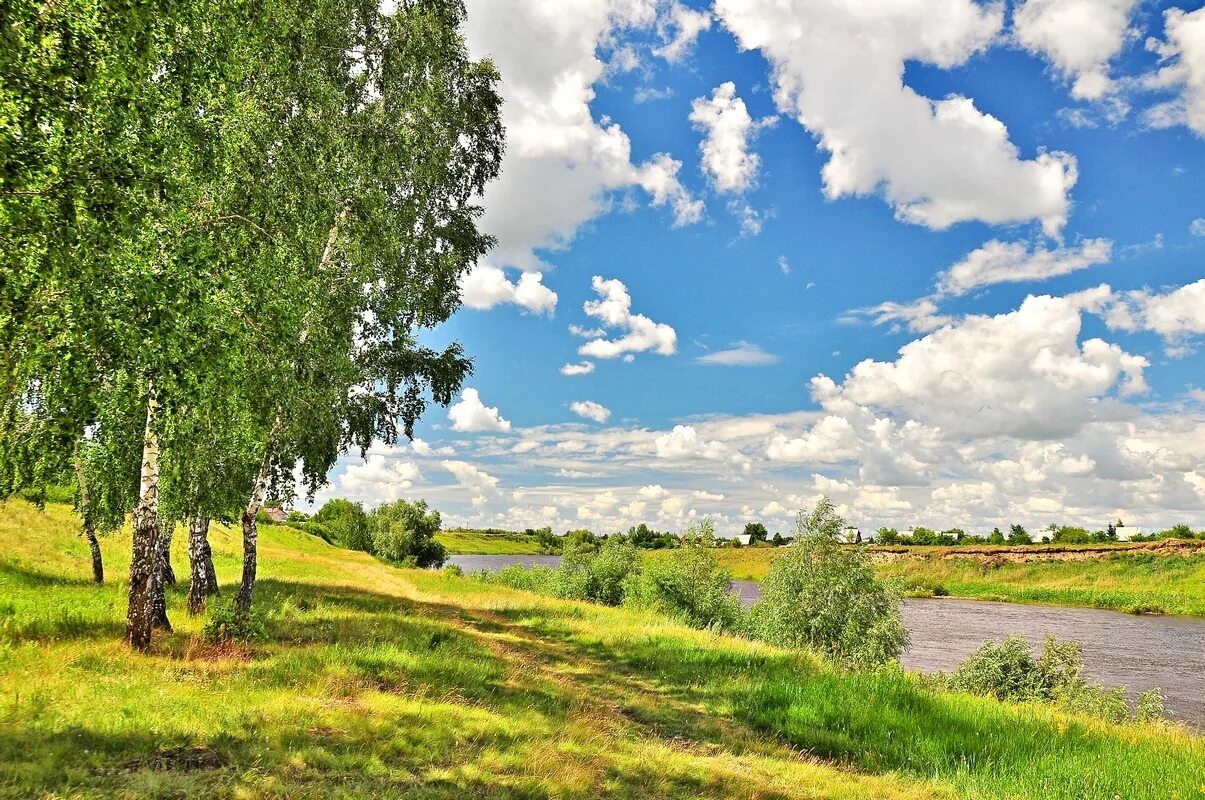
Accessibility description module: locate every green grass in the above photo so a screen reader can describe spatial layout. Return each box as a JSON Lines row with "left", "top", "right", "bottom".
{"left": 436, "top": 529, "right": 545, "bottom": 554}
{"left": 1, "top": 500, "right": 1203, "bottom": 799}
{"left": 682, "top": 546, "right": 1205, "bottom": 617}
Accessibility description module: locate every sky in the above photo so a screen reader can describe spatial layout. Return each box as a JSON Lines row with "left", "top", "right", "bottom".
{"left": 312, "top": 0, "right": 1205, "bottom": 536}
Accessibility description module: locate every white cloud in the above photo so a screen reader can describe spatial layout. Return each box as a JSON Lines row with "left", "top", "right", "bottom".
{"left": 777, "top": 255, "right": 790, "bottom": 274}
{"left": 716, "top": 0, "right": 1078, "bottom": 235}
{"left": 560, "top": 361, "right": 597, "bottom": 376}
{"left": 654, "top": 1, "right": 713, "bottom": 62}
{"left": 638, "top": 484, "right": 669, "bottom": 500}
{"left": 441, "top": 460, "right": 501, "bottom": 494}
{"left": 690, "top": 82, "right": 773, "bottom": 193}
{"left": 448, "top": 388, "right": 512, "bottom": 433}
{"left": 697, "top": 341, "right": 780, "bottom": 366}
{"left": 1013, "top": 0, "right": 1139, "bottom": 100}
{"left": 459, "top": 265, "right": 558, "bottom": 314}
{"left": 760, "top": 500, "right": 787, "bottom": 517}
{"left": 577, "top": 276, "right": 677, "bottom": 360}
{"left": 338, "top": 454, "right": 422, "bottom": 503}
{"left": 570, "top": 400, "right": 612, "bottom": 423}
{"left": 1142, "top": 7, "right": 1205, "bottom": 136}
{"left": 815, "top": 291, "right": 1150, "bottom": 439}
{"left": 1191, "top": 218, "right": 1205, "bottom": 237}
{"left": 634, "top": 86, "right": 674, "bottom": 104}
{"left": 655, "top": 425, "right": 735, "bottom": 462}
{"left": 937, "top": 238, "right": 1113, "bottom": 296}
{"left": 846, "top": 297, "right": 954, "bottom": 334}
{"left": 463, "top": 0, "right": 702, "bottom": 282}
{"left": 1104, "top": 279, "right": 1205, "bottom": 355}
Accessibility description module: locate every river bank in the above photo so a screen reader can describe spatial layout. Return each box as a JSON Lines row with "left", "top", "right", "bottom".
{"left": 662, "top": 543, "right": 1205, "bottom": 617}
{"left": 450, "top": 554, "right": 1205, "bottom": 726}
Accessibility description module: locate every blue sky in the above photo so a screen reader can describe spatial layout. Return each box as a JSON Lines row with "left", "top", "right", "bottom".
{"left": 315, "top": 0, "right": 1205, "bottom": 536}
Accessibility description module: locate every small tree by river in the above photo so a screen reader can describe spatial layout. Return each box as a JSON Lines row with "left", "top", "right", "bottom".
{"left": 750, "top": 498, "right": 907, "bottom": 668}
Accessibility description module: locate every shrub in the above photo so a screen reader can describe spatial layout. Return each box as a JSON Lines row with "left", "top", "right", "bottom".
{"left": 561, "top": 536, "right": 641, "bottom": 605}
{"left": 368, "top": 499, "right": 446, "bottom": 568}
{"left": 625, "top": 525, "right": 745, "bottom": 632}
{"left": 203, "top": 605, "right": 267, "bottom": 643}
{"left": 314, "top": 498, "right": 372, "bottom": 552}
{"left": 441, "top": 564, "right": 464, "bottom": 578}
{"left": 941, "top": 634, "right": 1163, "bottom": 723}
{"left": 299, "top": 521, "right": 334, "bottom": 543}
{"left": 749, "top": 498, "right": 907, "bottom": 669}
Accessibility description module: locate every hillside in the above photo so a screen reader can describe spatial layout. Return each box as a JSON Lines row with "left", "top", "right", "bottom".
{"left": 436, "top": 529, "right": 546, "bottom": 555}
{"left": 1, "top": 501, "right": 1203, "bottom": 799}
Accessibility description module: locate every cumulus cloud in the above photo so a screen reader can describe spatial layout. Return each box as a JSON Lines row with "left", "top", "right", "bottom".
{"left": 655, "top": 425, "right": 728, "bottom": 460}
{"left": 1013, "top": 0, "right": 1139, "bottom": 100}
{"left": 560, "top": 361, "right": 597, "bottom": 376}
{"left": 1142, "top": 6, "right": 1205, "bottom": 136}
{"left": 448, "top": 388, "right": 512, "bottom": 433}
{"left": 697, "top": 341, "right": 780, "bottom": 366}
{"left": 441, "top": 460, "right": 501, "bottom": 495}
{"left": 459, "top": 265, "right": 558, "bottom": 314}
{"left": 1103, "top": 278, "right": 1205, "bottom": 356}
{"left": 1191, "top": 218, "right": 1205, "bottom": 237}
{"left": 716, "top": 0, "right": 1078, "bottom": 235}
{"left": 937, "top": 238, "right": 1113, "bottom": 296}
{"left": 690, "top": 82, "right": 774, "bottom": 193}
{"left": 815, "top": 292, "right": 1150, "bottom": 439}
{"left": 570, "top": 400, "right": 612, "bottom": 423}
{"left": 576, "top": 276, "right": 677, "bottom": 360}
{"left": 337, "top": 454, "right": 422, "bottom": 503}
{"left": 654, "top": 1, "right": 713, "bottom": 62}
{"left": 463, "top": 0, "right": 702, "bottom": 287}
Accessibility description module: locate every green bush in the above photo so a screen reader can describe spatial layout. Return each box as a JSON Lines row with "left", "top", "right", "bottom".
{"left": 940, "top": 634, "right": 1165, "bottom": 723}
{"left": 203, "top": 605, "right": 267, "bottom": 643}
{"left": 749, "top": 498, "right": 907, "bottom": 669}
{"left": 368, "top": 499, "right": 446, "bottom": 568}
{"left": 314, "top": 498, "right": 372, "bottom": 552}
{"left": 299, "top": 521, "right": 334, "bottom": 543}
{"left": 624, "top": 523, "right": 745, "bottom": 632}
{"left": 560, "top": 536, "right": 641, "bottom": 605}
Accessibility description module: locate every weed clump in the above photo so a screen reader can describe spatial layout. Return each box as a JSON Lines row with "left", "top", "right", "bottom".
{"left": 203, "top": 605, "right": 267, "bottom": 643}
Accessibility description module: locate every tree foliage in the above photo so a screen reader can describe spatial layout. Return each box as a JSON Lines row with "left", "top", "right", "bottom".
{"left": 750, "top": 498, "right": 907, "bottom": 668}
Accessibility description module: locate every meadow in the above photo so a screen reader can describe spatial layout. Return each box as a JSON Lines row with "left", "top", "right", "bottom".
{"left": 1, "top": 500, "right": 1203, "bottom": 799}
{"left": 435, "top": 529, "right": 545, "bottom": 555}
{"left": 680, "top": 545, "right": 1205, "bottom": 617}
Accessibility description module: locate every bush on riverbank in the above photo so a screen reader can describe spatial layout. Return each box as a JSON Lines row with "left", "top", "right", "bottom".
{"left": 935, "top": 634, "right": 1166, "bottom": 723}
{"left": 749, "top": 499, "right": 907, "bottom": 668}
{"left": 623, "top": 521, "right": 745, "bottom": 633}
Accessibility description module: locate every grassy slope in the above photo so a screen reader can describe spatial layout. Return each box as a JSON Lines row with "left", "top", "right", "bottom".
{"left": 689, "top": 546, "right": 1205, "bottom": 617}
{"left": 0, "top": 502, "right": 1201, "bottom": 800}
{"left": 436, "top": 529, "right": 544, "bottom": 555}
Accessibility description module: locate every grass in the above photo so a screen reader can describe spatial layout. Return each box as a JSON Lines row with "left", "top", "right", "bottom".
{"left": 1, "top": 500, "right": 1203, "bottom": 799}
{"left": 679, "top": 546, "right": 1205, "bottom": 617}
{"left": 435, "top": 529, "right": 545, "bottom": 555}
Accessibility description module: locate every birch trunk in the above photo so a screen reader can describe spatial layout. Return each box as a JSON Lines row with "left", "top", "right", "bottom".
{"left": 187, "top": 515, "right": 213, "bottom": 615}
{"left": 126, "top": 389, "right": 162, "bottom": 650}
{"left": 235, "top": 458, "right": 270, "bottom": 612}
{"left": 72, "top": 452, "right": 103, "bottom": 584}
{"left": 150, "top": 517, "right": 174, "bottom": 631}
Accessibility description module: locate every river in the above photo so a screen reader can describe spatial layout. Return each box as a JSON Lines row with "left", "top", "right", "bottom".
{"left": 447, "top": 554, "right": 1205, "bottom": 725}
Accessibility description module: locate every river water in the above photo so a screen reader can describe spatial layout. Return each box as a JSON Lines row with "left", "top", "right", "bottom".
{"left": 448, "top": 554, "right": 1205, "bottom": 725}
